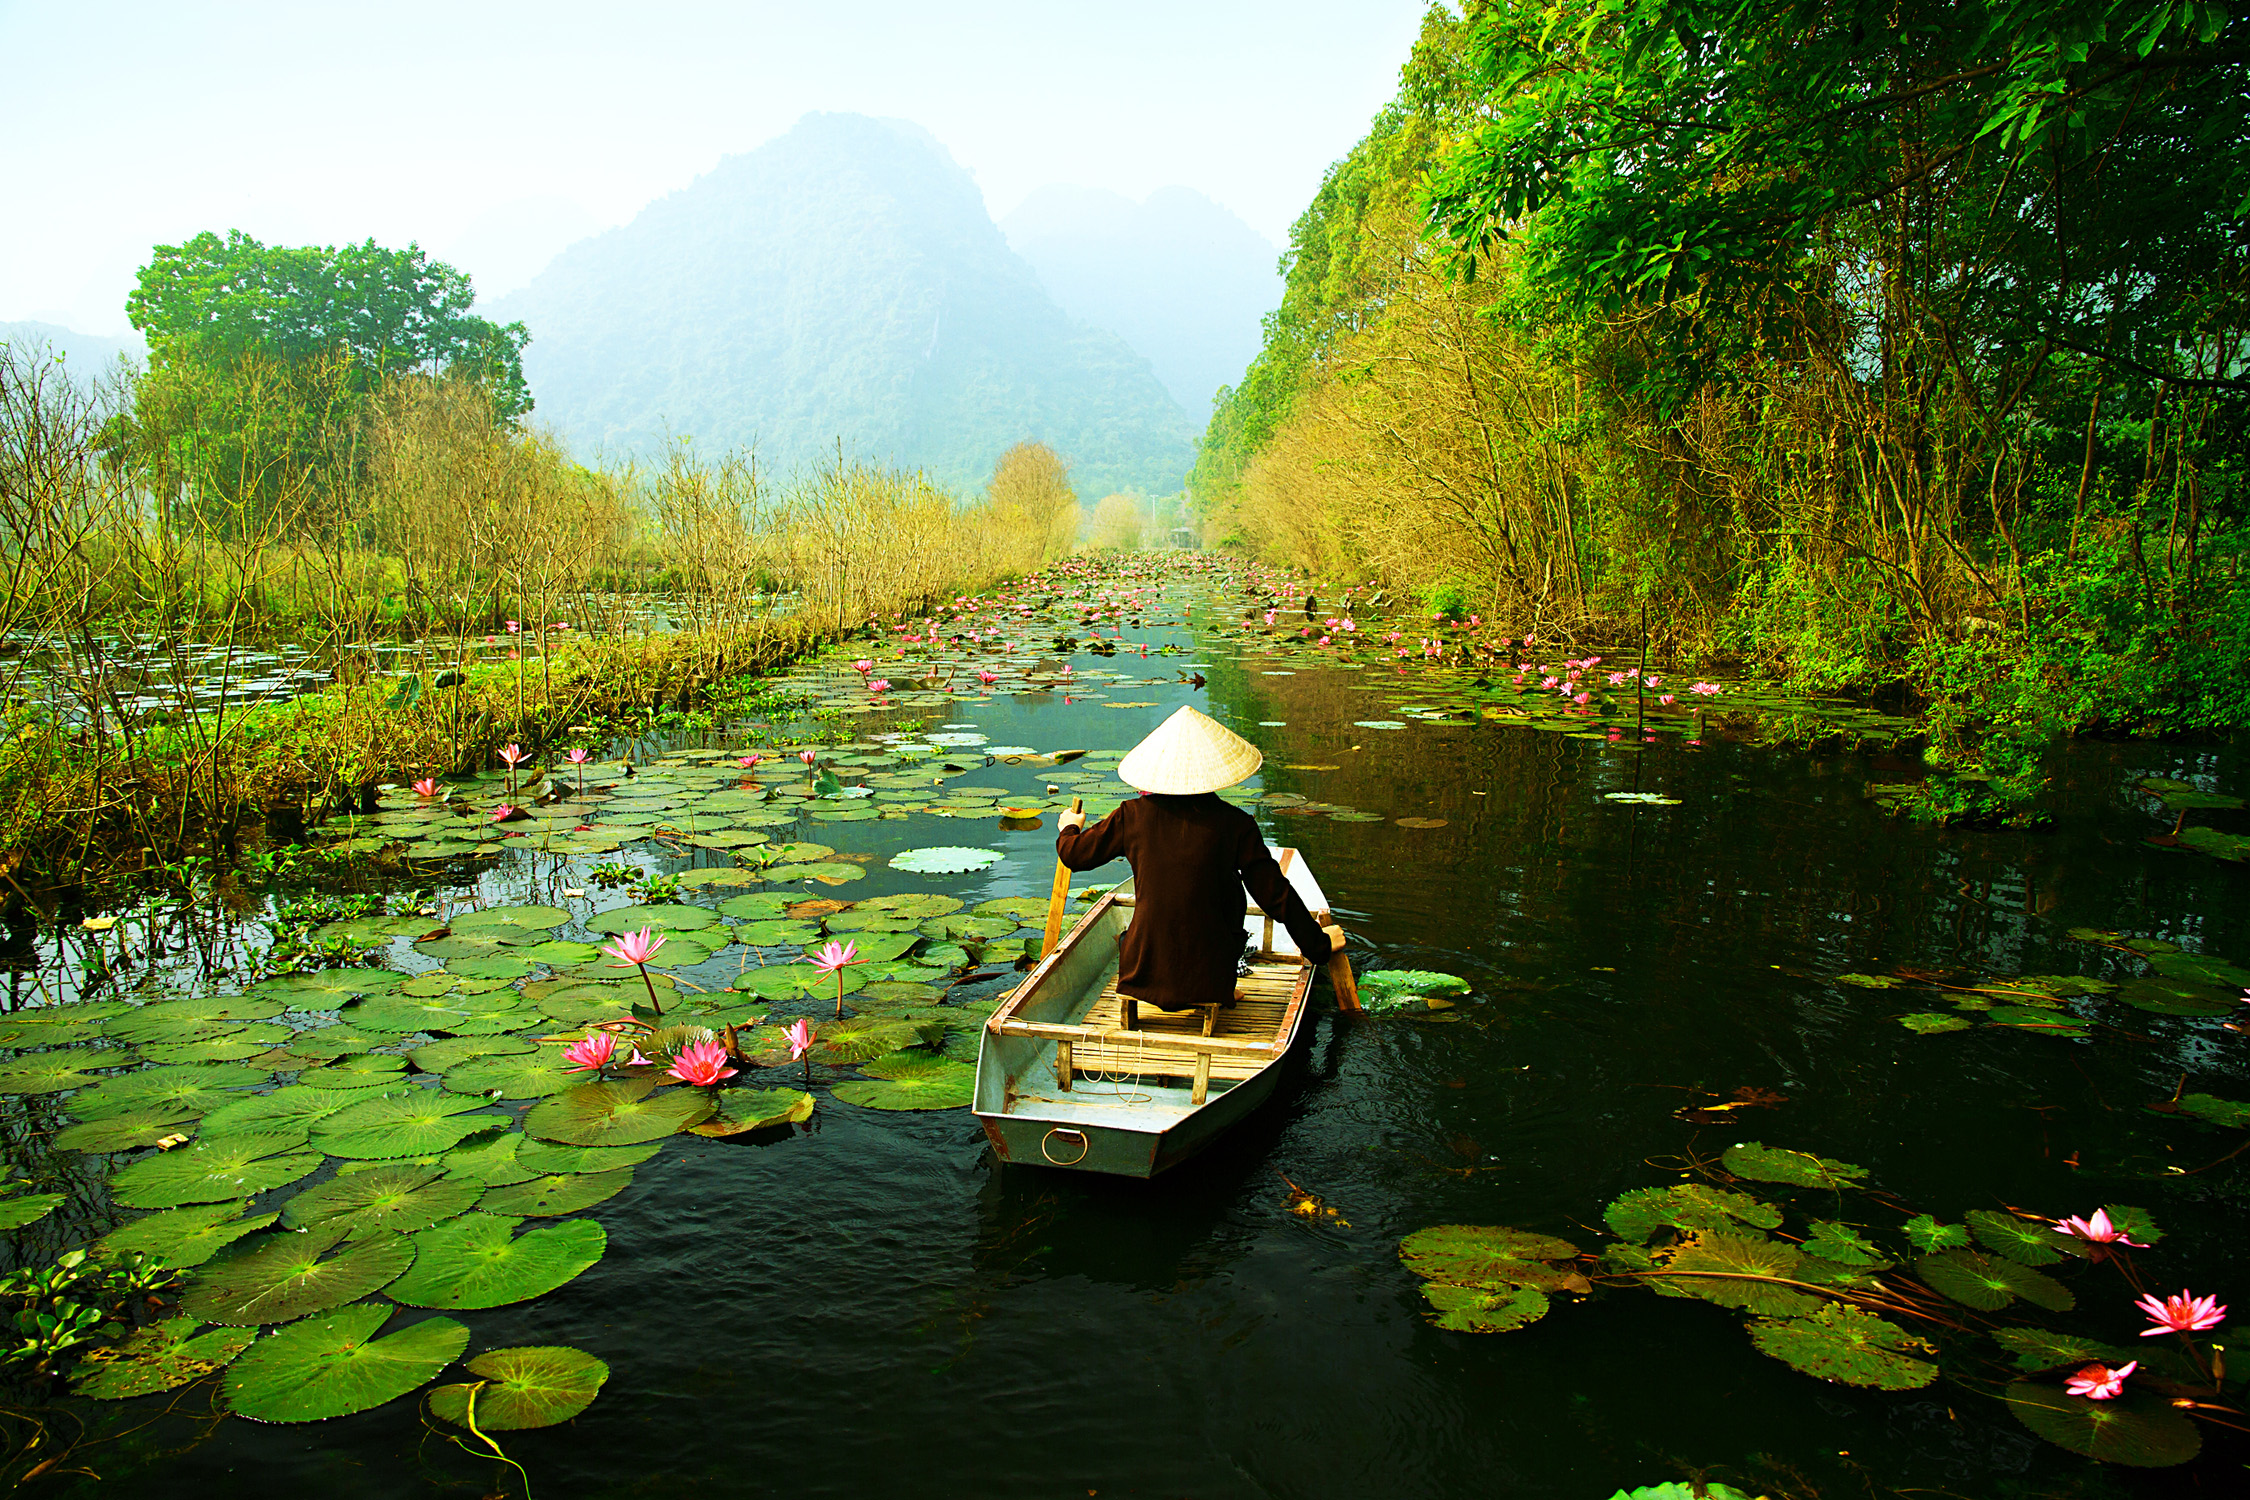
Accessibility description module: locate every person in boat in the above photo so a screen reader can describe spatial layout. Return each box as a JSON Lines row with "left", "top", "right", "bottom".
{"left": 1056, "top": 706, "right": 1343, "bottom": 1030}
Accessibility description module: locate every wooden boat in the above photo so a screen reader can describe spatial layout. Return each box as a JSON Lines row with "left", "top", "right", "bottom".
{"left": 973, "top": 847, "right": 1331, "bottom": 1178}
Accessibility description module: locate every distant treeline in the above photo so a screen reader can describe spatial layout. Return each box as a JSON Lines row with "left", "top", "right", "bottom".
{"left": 1192, "top": 2, "right": 2250, "bottom": 815}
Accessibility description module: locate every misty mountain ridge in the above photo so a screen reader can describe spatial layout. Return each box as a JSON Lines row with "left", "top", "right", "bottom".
{"left": 491, "top": 112, "right": 1196, "bottom": 496}
{"left": 0, "top": 320, "right": 145, "bottom": 376}
{"left": 1001, "top": 185, "right": 1281, "bottom": 418}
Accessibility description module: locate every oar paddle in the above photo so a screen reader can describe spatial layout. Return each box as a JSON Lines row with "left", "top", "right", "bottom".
{"left": 1320, "top": 911, "right": 1362, "bottom": 1012}
{"left": 1040, "top": 797, "right": 1085, "bottom": 958}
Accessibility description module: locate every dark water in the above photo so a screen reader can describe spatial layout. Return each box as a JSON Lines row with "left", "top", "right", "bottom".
{"left": 48, "top": 604, "right": 2250, "bottom": 1500}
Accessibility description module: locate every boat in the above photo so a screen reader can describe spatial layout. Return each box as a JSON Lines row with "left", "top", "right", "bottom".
{"left": 973, "top": 846, "right": 1333, "bottom": 1178}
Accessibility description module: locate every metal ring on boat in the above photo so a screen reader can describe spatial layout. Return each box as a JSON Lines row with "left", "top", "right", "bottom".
{"left": 1040, "top": 1128, "right": 1089, "bottom": 1166}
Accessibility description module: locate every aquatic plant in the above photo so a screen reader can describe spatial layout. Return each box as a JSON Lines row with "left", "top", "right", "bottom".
{"left": 600, "top": 926, "right": 668, "bottom": 1019}
{"left": 809, "top": 940, "right": 866, "bottom": 1019}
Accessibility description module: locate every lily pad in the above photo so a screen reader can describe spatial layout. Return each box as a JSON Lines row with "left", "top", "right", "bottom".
{"left": 1967, "top": 1208, "right": 2087, "bottom": 1267}
{"left": 689, "top": 1088, "right": 815, "bottom": 1136}
{"left": 183, "top": 1222, "right": 416, "bottom": 1325}
{"left": 411, "top": 1036, "right": 536, "bottom": 1072}
{"left": 2116, "top": 976, "right": 2239, "bottom": 1016}
{"left": 513, "top": 1139, "right": 663, "bottom": 1175}
{"left": 73, "top": 1318, "right": 257, "bottom": 1399}
{"left": 451, "top": 905, "right": 570, "bottom": 932}
{"left": 428, "top": 1345, "right": 610, "bottom": 1431}
{"left": 1399, "top": 1225, "right": 1580, "bottom": 1283}
{"left": 587, "top": 903, "right": 722, "bottom": 936}
{"left": 2176, "top": 1093, "right": 2250, "bottom": 1128}
{"left": 249, "top": 969, "right": 408, "bottom": 1004}
{"left": 477, "top": 1168, "right": 633, "bottom": 1217}
{"left": 1657, "top": 1233, "right": 1822, "bottom": 1317}
{"left": 223, "top": 1301, "right": 469, "bottom": 1422}
{"left": 1747, "top": 1304, "right": 1938, "bottom": 1389}
{"left": 55, "top": 1106, "right": 201, "bottom": 1153}
{"left": 281, "top": 1165, "right": 484, "bottom": 1238}
{"left": 814, "top": 1019, "right": 924, "bottom": 1065}
{"left": 1722, "top": 1141, "right": 1868, "bottom": 1189}
{"left": 1993, "top": 1327, "right": 2133, "bottom": 1372}
{"left": 110, "top": 1132, "right": 323, "bottom": 1208}
{"left": 889, "top": 847, "right": 1005, "bottom": 875}
{"left": 0, "top": 1193, "right": 65, "bottom": 1229}
{"left": 97, "top": 1202, "right": 279, "bottom": 1269}
{"left": 831, "top": 1054, "right": 975, "bottom": 1110}
{"left": 1917, "top": 1250, "right": 2074, "bottom": 1311}
{"left": 297, "top": 1054, "right": 412, "bottom": 1090}
{"left": 440, "top": 1048, "right": 578, "bottom": 1100}
{"left": 0, "top": 1048, "right": 127, "bottom": 1095}
{"left": 1903, "top": 1215, "right": 1971, "bottom": 1251}
{"left": 1899, "top": 1012, "right": 1973, "bottom": 1033}
{"left": 524, "top": 1077, "right": 714, "bottom": 1145}
{"left": 312, "top": 1091, "right": 510, "bottom": 1160}
{"left": 1418, "top": 1282, "right": 1549, "bottom": 1333}
{"left": 201, "top": 1084, "right": 408, "bottom": 1137}
{"left": 384, "top": 1213, "right": 607, "bottom": 1309}
{"left": 2003, "top": 1380, "right": 2201, "bottom": 1466}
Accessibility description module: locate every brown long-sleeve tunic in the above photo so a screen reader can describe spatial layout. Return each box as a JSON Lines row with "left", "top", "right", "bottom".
{"left": 1054, "top": 793, "right": 1333, "bottom": 1012}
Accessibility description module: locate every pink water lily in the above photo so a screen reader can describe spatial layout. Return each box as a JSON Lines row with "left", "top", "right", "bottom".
{"left": 2064, "top": 1361, "right": 2136, "bottom": 1400}
{"left": 800, "top": 750, "right": 816, "bottom": 766}
{"left": 491, "top": 803, "right": 520, "bottom": 823}
{"left": 2136, "top": 1289, "right": 2227, "bottom": 1335}
{"left": 977, "top": 669, "right": 998, "bottom": 684}
{"left": 668, "top": 1038, "right": 738, "bottom": 1086}
{"left": 2055, "top": 1209, "right": 2149, "bottom": 1248}
{"left": 738, "top": 753, "right": 765, "bottom": 770}
{"left": 499, "top": 743, "right": 526, "bottom": 766}
{"left": 868, "top": 678, "right": 892, "bottom": 693}
{"left": 562, "top": 1030, "right": 617, "bottom": 1072}
{"left": 412, "top": 778, "right": 440, "bottom": 797}
{"left": 810, "top": 939, "right": 864, "bottom": 1018}
{"left": 1688, "top": 681, "right": 1722, "bottom": 696}
{"left": 852, "top": 659, "right": 874, "bottom": 674}
{"left": 786, "top": 1017, "right": 815, "bottom": 1081}
{"left": 603, "top": 926, "right": 666, "bottom": 967}
{"left": 565, "top": 748, "right": 589, "bottom": 765}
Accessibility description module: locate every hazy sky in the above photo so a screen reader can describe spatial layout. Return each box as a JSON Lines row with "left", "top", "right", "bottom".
{"left": 1, "top": 0, "right": 1433, "bottom": 335}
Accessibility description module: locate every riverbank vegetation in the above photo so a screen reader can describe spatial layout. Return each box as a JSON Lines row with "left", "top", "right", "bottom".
{"left": 1192, "top": 2, "right": 2250, "bottom": 817}
{"left": 0, "top": 316, "right": 1081, "bottom": 892}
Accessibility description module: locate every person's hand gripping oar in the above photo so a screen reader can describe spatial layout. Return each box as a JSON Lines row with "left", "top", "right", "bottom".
{"left": 1041, "top": 797, "right": 1086, "bottom": 960}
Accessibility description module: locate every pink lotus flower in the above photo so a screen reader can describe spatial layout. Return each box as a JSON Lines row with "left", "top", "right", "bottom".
{"left": 853, "top": 659, "right": 873, "bottom": 674}
{"left": 412, "top": 778, "right": 440, "bottom": 797}
{"left": 491, "top": 803, "right": 519, "bottom": 822}
{"left": 565, "top": 748, "right": 589, "bottom": 765}
{"left": 1263, "top": 611, "right": 1276, "bottom": 625}
{"left": 977, "top": 670, "right": 998, "bottom": 684}
{"left": 810, "top": 940, "right": 862, "bottom": 973}
{"left": 2136, "top": 1289, "right": 2227, "bottom": 1335}
{"left": 1608, "top": 671, "right": 1630, "bottom": 685}
{"left": 2055, "top": 1209, "right": 2149, "bottom": 1247}
{"left": 1645, "top": 674, "right": 1662, "bottom": 687}
{"left": 602, "top": 926, "right": 667, "bottom": 968}
{"left": 499, "top": 743, "right": 526, "bottom": 767}
{"left": 625, "top": 1046, "right": 653, "bottom": 1067}
{"left": 1660, "top": 693, "right": 1677, "bottom": 706}
{"left": 799, "top": 750, "right": 816, "bottom": 766}
{"left": 563, "top": 1030, "right": 616, "bottom": 1072}
{"left": 667, "top": 1038, "right": 738, "bottom": 1086}
{"left": 738, "top": 753, "right": 765, "bottom": 770}
{"left": 786, "top": 1017, "right": 814, "bottom": 1065}
{"left": 1572, "top": 691, "right": 1591, "bottom": 706}
{"left": 506, "top": 620, "right": 521, "bottom": 633}
{"left": 1689, "top": 681, "right": 1721, "bottom": 696}
{"left": 868, "top": 678, "right": 891, "bottom": 693}
{"left": 2065, "top": 1361, "right": 2136, "bottom": 1400}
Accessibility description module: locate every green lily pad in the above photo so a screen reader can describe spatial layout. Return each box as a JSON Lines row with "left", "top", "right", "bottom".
{"left": 1967, "top": 1209, "right": 2087, "bottom": 1267}
{"left": 1359, "top": 970, "right": 1473, "bottom": 1002}
{"left": 1992, "top": 1327, "right": 2133, "bottom": 1372}
{"left": 1800, "top": 1221, "right": 1892, "bottom": 1268}
{"left": 0, "top": 1193, "right": 65, "bottom": 1229}
{"left": 587, "top": 903, "right": 721, "bottom": 936}
{"left": 889, "top": 847, "right": 1004, "bottom": 875}
{"left": 831, "top": 1054, "right": 975, "bottom": 1110}
{"left": 477, "top": 1168, "right": 633, "bottom": 1217}
{"left": 715, "top": 893, "right": 792, "bottom": 921}
{"left": 511, "top": 1138, "right": 662, "bottom": 1175}
{"left": 444, "top": 955, "right": 538, "bottom": 982}
{"left": 524, "top": 1077, "right": 714, "bottom": 1145}
{"left": 298, "top": 1054, "right": 413, "bottom": 1090}
{"left": 384, "top": 1213, "right": 607, "bottom": 1309}
{"left": 55, "top": 1106, "right": 200, "bottom": 1153}
{"left": 183, "top": 1221, "right": 416, "bottom": 1325}
{"left": 110, "top": 1132, "right": 323, "bottom": 1208}
{"left": 1722, "top": 1141, "right": 1869, "bottom": 1189}
{"left": 1899, "top": 1012, "right": 1974, "bottom": 1033}
{"left": 1917, "top": 1249, "right": 2074, "bottom": 1311}
{"left": 281, "top": 1164, "right": 485, "bottom": 1238}
{"left": 249, "top": 969, "right": 408, "bottom": 1004}
{"left": 411, "top": 1036, "right": 536, "bottom": 1072}
{"left": 2003, "top": 1380, "right": 2201, "bottom": 1466}
{"left": 312, "top": 913, "right": 447, "bottom": 946}
{"left": 451, "top": 905, "right": 570, "bottom": 932}
{"left": 428, "top": 1345, "right": 610, "bottom": 1431}
{"left": 1834, "top": 973, "right": 1903, "bottom": 989}
{"left": 2096, "top": 1203, "right": 2163, "bottom": 1245}
{"left": 201, "top": 1084, "right": 409, "bottom": 1138}
{"left": 972, "top": 897, "right": 1051, "bottom": 923}
{"left": 2146, "top": 952, "right": 2250, "bottom": 988}
{"left": 0, "top": 1048, "right": 127, "bottom": 1094}
{"left": 733, "top": 964, "right": 867, "bottom": 1000}
{"left": 1657, "top": 1234, "right": 1822, "bottom": 1317}
{"left": 1747, "top": 1303, "right": 1938, "bottom": 1389}
{"left": 688, "top": 1088, "right": 815, "bottom": 1136}
{"left": 1399, "top": 1225, "right": 1580, "bottom": 1285}
{"left": 73, "top": 1318, "right": 257, "bottom": 1399}
{"left": 814, "top": 1019, "right": 923, "bottom": 1065}
{"left": 737, "top": 919, "right": 824, "bottom": 947}
{"left": 97, "top": 1202, "right": 279, "bottom": 1268}
{"left": 2178, "top": 826, "right": 2250, "bottom": 862}
{"left": 1418, "top": 1282, "right": 1549, "bottom": 1333}
{"left": 312, "top": 1091, "right": 510, "bottom": 1160}
{"left": 1903, "top": 1215, "right": 1971, "bottom": 1251}
{"left": 223, "top": 1301, "right": 469, "bottom": 1422}
{"left": 2116, "top": 977, "right": 2239, "bottom": 1016}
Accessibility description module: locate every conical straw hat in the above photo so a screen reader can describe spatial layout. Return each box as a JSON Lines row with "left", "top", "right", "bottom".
{"left": 1116, "top": 706, "right": 1263, "bottom": 795}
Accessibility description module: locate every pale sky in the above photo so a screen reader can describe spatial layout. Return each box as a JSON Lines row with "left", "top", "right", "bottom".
{"left": 1, "top": 0, "right": 1434, "bottom": 335}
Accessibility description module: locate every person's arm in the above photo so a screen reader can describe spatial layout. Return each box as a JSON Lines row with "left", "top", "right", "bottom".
{"left": 1239, "top": 831, "right": 1334, "bottom": 963}
{"left": 1055, "top": 804, "right": 1132, "bottom": 872}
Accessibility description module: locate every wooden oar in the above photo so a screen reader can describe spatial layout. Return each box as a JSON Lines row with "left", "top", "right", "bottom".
{"left": 1320, "top": 911, "right": 1362, "bottom": 1012}
{"left": 1040, "top": 797, "right": 1085, "bottom": 958}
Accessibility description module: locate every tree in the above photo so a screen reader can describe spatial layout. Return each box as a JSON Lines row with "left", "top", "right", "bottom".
{"left": 985, "top": 441, "right": 1079, "bottom": 560}
{"left": 1088, "top": 493, "right": 1145, "bottom": 551}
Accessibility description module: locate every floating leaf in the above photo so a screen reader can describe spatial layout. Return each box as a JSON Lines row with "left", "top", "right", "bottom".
{"left": 428, "top": 1345, "right": 610, "bottom": 1431}
{"left": 0, "top": 1193, "right": 64, "bottom": 1229}
{"left": 2177, "top": 1093, "right": 2250, "bottom": 1128}
{"left": 1992, "top": 1327, "right": 2133, "bottom": 1372}
{"left": 1748, "top": 1303, "right": 1938, "bottom": 1389}
{"left": 1917, "top": 1250, "right": 2074, "bottom": 1311}
{"left": 1399, "top": 1225, "right": 1580, "bottom": 1283}
{"left": 441, "top": 1133, "right": 537, "bottom": 1187}
{"left": 477, "top": 1168, "right": 633, "bottom": 1217}
{"left": 1834, "top": 973, "right": 1903, "bottom": 989}
{"left": 888, "top": 847, "right": 1005, "bottom": 874}
{"left": 249, "top": 969, "right": 407, "bottom": 1004}
{"left": 1722, "top": 1141, "right": 1868, "bottom": 1189}
{"left": 1967, "top": 1209, "right": 2086, "bottom": 1267}
{"left": 814, "top": 1019, "right": 923, "bottom": 1065}
{"left": 74, "top": 1317, "right": 257, "bottom": 1399}
{"left": 524, "top": 1077, "right": 714, "bottom": 1145}
{"left": 55, "top": 1106, "right": 200, "bottom": 1153}
{"left": 0, "top": 1048, "right": 124, "bottom": 1095}
{"left": 1899, "top": 1012, "right": 1973, "bottom": 1033}
{"left": 183, "top": 1221, "right": 416, "bottom": 1325}
{"left": 1657, "top": 1234, "right": 1822, "bottom": 1317}
{"left": 312, "top": 1092, "right": 509, "bottom": 1160}
{"left": 451, "top": 905, "right": 570, "bottom": 932}
{"left": 689, "top": 1088, "right": 814, "bottom": 1136}
{"left": 1903, "top": 1215, "right": 1971, "bottom": 1251}
{"left": 1357, "top": 969, "right": 1472, "bottom": 1002}
{"left": 587, "top": 903, "right": 721, "bottom": 936}
{"left": 223, "top": 1301, "right": 469, "bottom": 1422}
{"left": 110, "top": 1132, "right": 322, "bottom": 1209}
{"left": 2116, "top": 977, "right": 2238, "bottom": 1016}
{"left": 281, "top": 1165, "right": 484, "bottom": 1238}
{"left": 297, "top": 1054, "right": 412, "bottom": 1090}
{"left": 1603, "top": 1185, "right": 1780, "bottom": 1244}
{"left": 1801, "top": 1221, "right": 1891, "bottom": 1268}
{"left": 2097, "top": 1204, "right": 2162, "bottom": 1245}
{"left": 440, "top": 1047, "right": 577, "bottom": 1100}
{"left": 1419, "top": 1282, "right": 1548, "bottom": 1333}
{"left": 831, "top": 1055, "right": 975, "bottom": 1110}
{"left": 512, "top": 1139, "right": 662, "bottom": 1175}
{"left": 384, "top": 1213, "right": 606, "bottom": 1309}
{"left": 98, "top": 1202, "right": 278, "bottom": 1268}
{"left": 201, "top": 1084, "right": 408, "bottom": 1138}
{"left": 2003, "top": 1381, "right": 2201, "bottom": 1466}
{"left": 410, "top": 1036, "right": 535, "bottom": 1072}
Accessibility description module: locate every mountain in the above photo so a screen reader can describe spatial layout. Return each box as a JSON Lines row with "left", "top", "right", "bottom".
{"left": 0, "top": 320, "right": 144, "bottom": 376}
{"left": 1001, "top": 185, "right": 1282, "bottom": 419}
{"left": 490, "top": 113, "right": 1195, "bottom": 496}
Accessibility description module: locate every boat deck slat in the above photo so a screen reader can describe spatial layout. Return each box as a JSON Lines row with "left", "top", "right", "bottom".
{"left": 1052, "top": 965, "right": 1300, "bottom": 1081}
